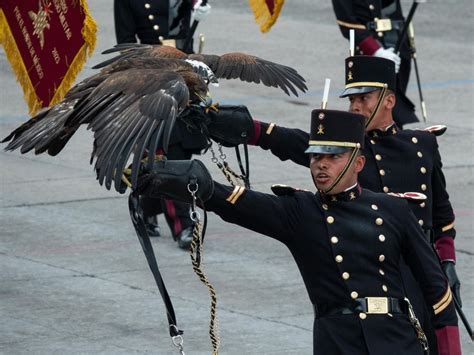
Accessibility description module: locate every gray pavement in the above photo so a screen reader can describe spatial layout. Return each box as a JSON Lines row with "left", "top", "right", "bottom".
{"left": 1, "top": 1, "right": 473, "bottom": 354}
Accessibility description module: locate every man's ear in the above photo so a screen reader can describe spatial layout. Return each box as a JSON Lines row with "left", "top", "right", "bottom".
{"left": 354, "top": 154, "right": 366, "bottom": 173}
{"left": 385, "top": 91, "right": 396, "bottom": 110}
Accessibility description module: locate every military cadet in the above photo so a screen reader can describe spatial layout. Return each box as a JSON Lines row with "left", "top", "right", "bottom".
{"left": 331, "top": 0, "right": 417, "bottom": 127}
{"left": 136, "top": 109, "right": 461, "bottom": 354}
{"left": 114, "top": 0, "right": 211, "bottom": 53}
{"left": 113, "top": 0, "right": 211, "bottom": 248}
{"left": 201, "top": 55, "right": 462, "bottom": 352}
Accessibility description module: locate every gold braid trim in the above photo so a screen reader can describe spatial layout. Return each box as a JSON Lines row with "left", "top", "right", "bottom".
{"left": 266, "top": 122, "right": 276, "bottom": 135}
{"left": 441, "top": 222, "right": 455, "bottom": 232}
{"left": 190, "top": 222, "right": 220, "bottom": 354}
{"left": 336, "top": 19, "right": 367, "bottom": 30}
{"left": 433, "top": 287, "right": 453, "bottom": 315}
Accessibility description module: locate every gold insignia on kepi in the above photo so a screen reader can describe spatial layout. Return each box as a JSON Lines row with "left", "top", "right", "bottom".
{"left": 347, "top": 71, "right": 353, "bottom": 81}
{"left": 317, "top": 124, "right": 325, "bottom": 135}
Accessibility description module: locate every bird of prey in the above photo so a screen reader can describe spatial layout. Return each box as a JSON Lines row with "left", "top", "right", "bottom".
{"left": 2, "top": 44, "right": 307, "bottom": 192}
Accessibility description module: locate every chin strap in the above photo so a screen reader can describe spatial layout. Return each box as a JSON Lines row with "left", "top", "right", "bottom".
{"left": 318, "top": 147, "right": 360, "bottom": 195}
{"left": 365, "top": 84, "right": 388, "bottom": 129}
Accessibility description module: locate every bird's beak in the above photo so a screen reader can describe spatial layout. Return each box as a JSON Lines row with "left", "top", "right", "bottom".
{"left": 196, "top": 91, "right": 213, "bottom": 107}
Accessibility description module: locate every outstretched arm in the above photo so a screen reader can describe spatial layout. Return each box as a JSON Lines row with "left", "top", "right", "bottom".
{"left": 136, "top": 159, "right": 299, "bottom": 242}
{"left": 205, "top": 105, "right": 310, "bottom": 168}
{"left": 205, "top": 182, "right": 299, "bottom": 242}
{"left": 252, "top": 121, "right": 310, "bottom": 168}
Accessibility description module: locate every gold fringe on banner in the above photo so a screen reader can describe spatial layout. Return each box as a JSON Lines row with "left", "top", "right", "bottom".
{"left": 248, "top": 0, "right": 285, "bottom": 33}
{"left": 50, "top": 0, "right": 97, "bottom": 110}
{"left": 0, "top": 1, "right": 97, "bottom": 116}
{"left": 0, "top": 8, "right": 43, "bottom": 115}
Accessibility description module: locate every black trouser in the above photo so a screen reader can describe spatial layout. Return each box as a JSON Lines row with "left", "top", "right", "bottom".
{"left": 140, "top": 144, "right": 194, "bottom": 238}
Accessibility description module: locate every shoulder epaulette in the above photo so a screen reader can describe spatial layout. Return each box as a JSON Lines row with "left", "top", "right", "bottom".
{"left": 417, "top": 125, "right": 447, "bottom": 136}
{"left": 271, "top": 184, "right": 309, "bottom": 196}
{"left": 387, "top": 192, "right": 427, "bottom": 202}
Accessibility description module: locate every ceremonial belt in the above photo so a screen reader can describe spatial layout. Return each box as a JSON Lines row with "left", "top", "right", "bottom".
{"left": 313, "top": 297, "right": 408, "bottom": 318}
{"left": 366, "top": 19, "right": 404, "bottom": 32}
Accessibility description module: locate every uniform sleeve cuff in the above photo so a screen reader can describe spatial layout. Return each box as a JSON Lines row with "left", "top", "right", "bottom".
{"left": 435, "top": 326, "right": 461, "bottom": 355}
{"left": 358, "top": 36, "right": 382, "bottom": 55}
{"left": 248, "top": 120, "right": 262, "bottom": 146}
{"left": 435, "top": 237, "right": 456, "bottom": 262}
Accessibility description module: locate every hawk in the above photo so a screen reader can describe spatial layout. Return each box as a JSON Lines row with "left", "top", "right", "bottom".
{"left": 3, "top": 44, "right": 307, "bottom": 192}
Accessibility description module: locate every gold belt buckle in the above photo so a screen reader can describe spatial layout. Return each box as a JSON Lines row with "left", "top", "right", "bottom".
{"left": 375, "top": 19, "right": 392, "bottom": 32}
{"left": 366, "top": 297, "right": 389, "bottom": 314}
{"left": 160, "top": 38, "right": 177, "bottom": 48}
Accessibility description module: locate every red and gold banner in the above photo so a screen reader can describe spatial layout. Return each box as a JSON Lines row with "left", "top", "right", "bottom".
{"left": 0, "top": 0, "right": 97, "bottom": 115}
{"left": 248, "top": 0, "right": 285, "bottom": 33}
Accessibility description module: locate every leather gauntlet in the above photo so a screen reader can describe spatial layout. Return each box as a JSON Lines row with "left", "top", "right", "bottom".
{"left": 136, "top": 159, "right": 214, "bottom": 203}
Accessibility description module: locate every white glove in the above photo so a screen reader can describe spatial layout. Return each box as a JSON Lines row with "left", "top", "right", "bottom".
{"left": 374, "top": 47, "right": 401, "bottom": 73}
{"left": 192, "top": 2, "right": 211, "bottom": 22}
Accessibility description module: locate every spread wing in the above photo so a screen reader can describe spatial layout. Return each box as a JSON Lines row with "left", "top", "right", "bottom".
{"left": 94, "top": 44, "right": 307, "bottom": 96}
{"left": 89, "top": 70, "right": 189, "bottom": 191}
{"left": 93, "top": 44, "right": 188, "bottom": 70}
{"left": 1, "top": 73, "right": 106, "bottom": 156}
{"left": 188, "top": 52, "right": 308, "bottom": 96}
{"left": 3, "top": 69, "right": 190, "bottom": 192}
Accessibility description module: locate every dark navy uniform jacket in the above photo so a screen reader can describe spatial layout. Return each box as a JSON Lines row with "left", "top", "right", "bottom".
{"left": 331, "top": 0, "right": 409, "bottom": 59}
{"left": 254, "top": 122, "right": 456, "bottom": 257}
{"left": 206, "top": 182, "right": 457, "bottom": 354}
{"left": 114, "top": 0, "right": 192, "bottom": 45}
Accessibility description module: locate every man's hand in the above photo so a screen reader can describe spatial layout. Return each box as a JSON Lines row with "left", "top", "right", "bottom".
{"left": 442, "top": 260, "right": 462, "bottom": 307}
{"left": 374, "top": 47, "right": 401, "bottom": 73}
{"left": 192, "top": 1, "right": 212, "bottom": 22}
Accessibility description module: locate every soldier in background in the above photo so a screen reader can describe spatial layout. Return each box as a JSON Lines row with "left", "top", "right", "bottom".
{"left": 136, "top": 109, "right": 461, "bottom": 354}
{"left": 114, "top": 0, "right": 211, "bottom": 53}
{"left": 113, "top": 0, "right": 211, "bottom": 248}
{"left": 331, "top": 0, "right": 418, "bottom": 128}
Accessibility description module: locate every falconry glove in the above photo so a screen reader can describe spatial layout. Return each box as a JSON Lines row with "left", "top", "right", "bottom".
{"left": 136, "top": 159, "right": 214, "bottom": 204}
{"left": 442, "top": 260, "right": 462, "bottom": 307}
{"left": 192, "top": 1, "right": 212, "bottom": 22}
{"left": 207, "top": 105, "right": 254, "bottom": 147}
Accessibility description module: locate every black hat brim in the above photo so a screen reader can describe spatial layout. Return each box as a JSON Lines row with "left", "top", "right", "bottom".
{"left": 339, "top": 86, "right": 379, "bottom": 98}
{"left": 304, "top": 145, "right": 352, "bottom": 154}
